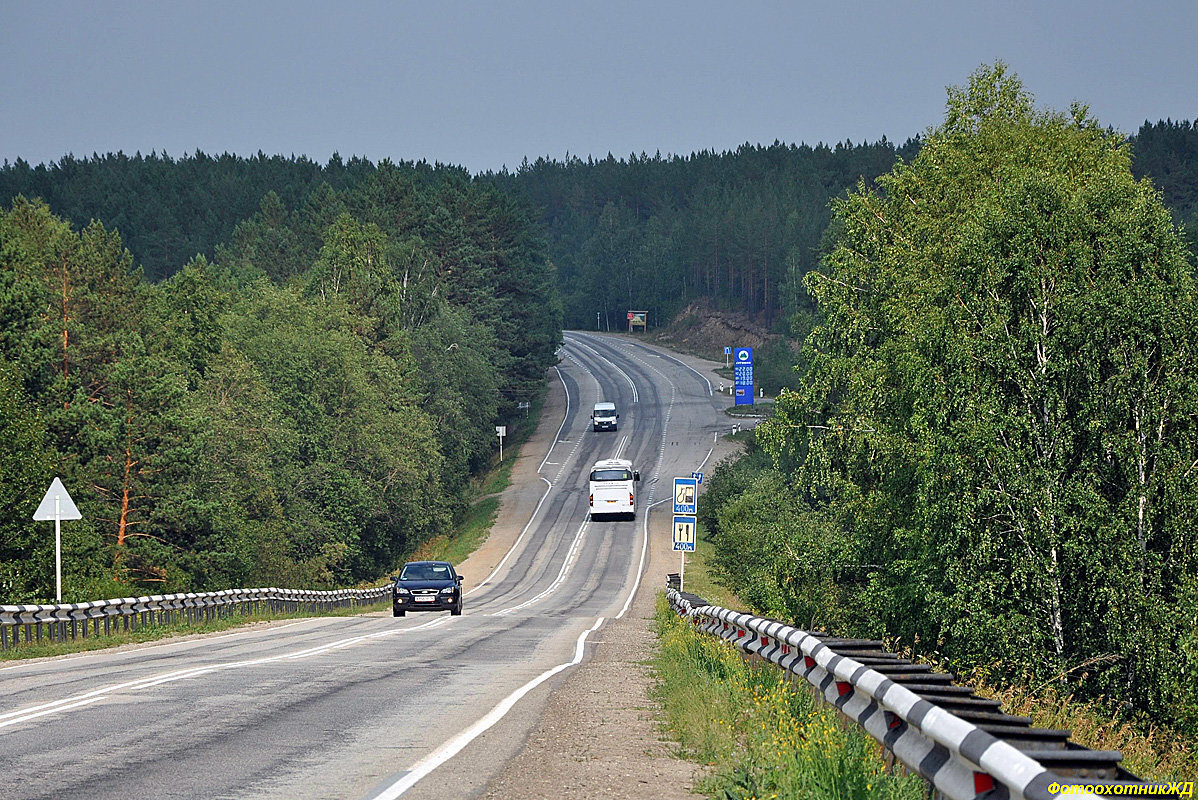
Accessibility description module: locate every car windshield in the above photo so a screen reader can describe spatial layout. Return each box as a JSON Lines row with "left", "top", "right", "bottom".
{"left": 591, "top": 469, "right": 632, "bottom": 481}
{"left": 400, "top": 563, "right": 453, "bottom": 581}
{"left": 594, "top": 409, "right": 615, "bottom": 417}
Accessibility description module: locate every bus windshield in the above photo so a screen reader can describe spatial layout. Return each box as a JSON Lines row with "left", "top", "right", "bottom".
{"left": 591, "top": 469, "right": 632, "bottom": 481}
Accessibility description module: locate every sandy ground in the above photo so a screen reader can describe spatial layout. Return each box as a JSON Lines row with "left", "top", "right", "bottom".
{"left": 459, "top": 340, "right": 748, "bottom": 800}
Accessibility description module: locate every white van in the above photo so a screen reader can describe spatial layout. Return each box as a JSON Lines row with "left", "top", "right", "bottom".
{"left": 588, "top": 458, "right": 640, "bottom": 520}
{"left": 591, "top": 402, "right": 619, "bottom": 431}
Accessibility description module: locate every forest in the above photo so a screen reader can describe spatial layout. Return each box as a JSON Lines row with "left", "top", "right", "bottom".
{"left": 3, "top": 122, "right": 1195, "bottom": 338}
{"left": 0, "top": 163, "right": 561, "bottom": 602}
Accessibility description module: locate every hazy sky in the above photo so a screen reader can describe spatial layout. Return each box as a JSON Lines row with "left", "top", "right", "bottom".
{"left": 4, "top": 1, "right": 1196, "bottom": 172}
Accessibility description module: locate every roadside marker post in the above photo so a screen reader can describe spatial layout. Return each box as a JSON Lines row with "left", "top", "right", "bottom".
{"left": 496, "top": 426, "right": 506, "bottom": 461}
{"left": 32, "top": 477, "right": 82, "bottom": 603}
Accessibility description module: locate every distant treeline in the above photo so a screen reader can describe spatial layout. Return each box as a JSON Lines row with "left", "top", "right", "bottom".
{"left": 1, "top": 163, "right": 560, "bottom": 602}
{"left": 2, "top": 120, "right": 1195, "bottom": 336}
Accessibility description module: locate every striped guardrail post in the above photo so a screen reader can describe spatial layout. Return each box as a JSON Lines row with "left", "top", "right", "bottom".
{"left": 2, "top": 586, "right": 389, "bottom": 651}
{"left": 665, "top": 586, "right": 1182, "bottom": 800}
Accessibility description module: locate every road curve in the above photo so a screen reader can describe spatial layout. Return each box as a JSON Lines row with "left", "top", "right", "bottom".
{"left": 0, "top": 332, "right": 732, "bottom": 800}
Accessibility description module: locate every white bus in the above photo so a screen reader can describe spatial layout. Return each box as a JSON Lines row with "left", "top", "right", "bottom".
{"left": 588, "top": 458, "right": 641, "bottom": 520}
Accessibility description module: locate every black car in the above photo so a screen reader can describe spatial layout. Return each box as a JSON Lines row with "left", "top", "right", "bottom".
{"left": 391, "top": 561, "right": 463, "bottom": 617}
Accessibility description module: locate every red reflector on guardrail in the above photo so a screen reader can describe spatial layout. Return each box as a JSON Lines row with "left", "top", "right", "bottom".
{"left": 836, "top": 681, "right": 852, "bottom": 697}
{"left": 804, "top": 656, "right": 815, "bottom": 669}
{"left": 760, "top": 636, "right": 769, "bottom": 646}
{"left": 974, "top": 773, "right": 995, "bottom": 793}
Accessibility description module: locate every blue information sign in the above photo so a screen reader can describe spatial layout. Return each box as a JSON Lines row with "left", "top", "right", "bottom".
{"left": 733, "top": 347, "right": 754, "bottom": 405}
{"left": 673, "top": 477, "right": 698, "bottom": 515}
{"left": 692, "top": 471, "right": 704, "bottom": 484}
{"left": 673, "top": 516, "right": 697, "bottom": 552}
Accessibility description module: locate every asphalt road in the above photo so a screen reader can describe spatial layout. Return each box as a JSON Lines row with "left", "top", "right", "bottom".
{"left": 0, "top": 332, "right": 733, "bottom": 800}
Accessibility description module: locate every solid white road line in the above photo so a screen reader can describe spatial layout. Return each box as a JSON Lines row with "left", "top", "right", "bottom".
{"left": 490, "top": 517, "right": 590, "bottom": 617}
{"left": 0, "top": 618, "right": 319, "bottom": 673}
{"left": 565, "top": 334, "right": 639, "bottom": 403}
{"left": 0, "top": 618, "right": 449, "bottom": 732}
{"left": 468, "top": 365, "right": 572, "bottom": 597}
{"left": 617, "top": 497, "right": 669, "bottom": 620}
{"left": 368, "top": 616, "right": 605, "bottom": 800}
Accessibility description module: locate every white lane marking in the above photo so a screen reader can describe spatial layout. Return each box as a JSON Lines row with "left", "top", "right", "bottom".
{"left": 466, "top": 477, "right": 552, "bottom": 598}
{"left": 369, "top": 616, "right": 605, "bottom": 800}
{"left": 490, "top": 518, "right": 590, "bottom": 616}
{"left": 583, "top": 333, "right": 713, "bottom": 399}
{"left": 617, "top": 497, "right": 669, "bottom": 620}
{"left": 537, "top": 365, "right": 572, "bottom": 474}
{"left": 614, "top": 434, "right": 630, "bottom": 460}
{"left": 0, "top": 618, "right": 449, "bottom": 732}
{"left": 622, "top": 338, "right": 713, "bottom": 397}
{"left": 0, "top": 618, "right": 320, "bottom": 673}
{"left": 469, "top": 365, "right": 574, "bottom": 597}
{"left": 564, "top": 335, "right": 639, "bottom": 403}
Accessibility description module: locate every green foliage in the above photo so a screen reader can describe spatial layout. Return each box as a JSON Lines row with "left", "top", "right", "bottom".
{"left": 708, "top": 63, "right": 1198, "bottom": 730}
{"left": 652, "top": 595, "right": 925, "bottom": 800}
{"left": 0, "top": 162, "right": 561, "bottom": 601}
{"left": 1, "top": 128, "right": 1192, "bottom": 333}
{"left": 0, "top": 358, "right": 53, "bottom": 600}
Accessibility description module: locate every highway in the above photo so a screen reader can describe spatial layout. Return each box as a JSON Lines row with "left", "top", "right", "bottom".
{"left": 0, "top": 333, "right": 733, "bottom": 800}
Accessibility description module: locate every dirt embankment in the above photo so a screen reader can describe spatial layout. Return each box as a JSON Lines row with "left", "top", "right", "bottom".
{"left": 648, "top": 303, "right": 777, "bottom": 362}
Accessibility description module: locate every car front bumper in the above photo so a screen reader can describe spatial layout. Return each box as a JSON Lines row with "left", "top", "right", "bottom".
{"left": 393, "top": 594, "right": 459, "bottom": 611}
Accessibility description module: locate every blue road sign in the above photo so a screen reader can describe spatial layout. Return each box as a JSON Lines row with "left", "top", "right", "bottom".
{"left": 724, "top": 346, "right": 731, "bottom": 355}
{"left": 692, "top": 471, "right": 704, "bottom": 484}
{"left": 673, "top": 477, "right": 698, "bottom": 515}
{"left": 673, "top": 516, "right": 697, "bottom": 552}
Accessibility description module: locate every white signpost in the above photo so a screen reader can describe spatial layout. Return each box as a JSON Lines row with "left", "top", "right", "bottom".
{"left": 496, "top": 425, "right": 506, "bottom": 461}
{"left": 32, "top": 477, "right": 82, "bottom": 603}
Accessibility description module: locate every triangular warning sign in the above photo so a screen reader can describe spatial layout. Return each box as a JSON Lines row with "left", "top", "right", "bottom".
{"left": 32, "top": 477, "right": 82, "bottom": 521}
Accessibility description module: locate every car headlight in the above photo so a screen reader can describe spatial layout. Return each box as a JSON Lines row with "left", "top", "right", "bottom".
{"left": 395, "top": 587, "right": 410, "bottom": 595}
{"left": 440, "top": 586, "right": 456, "bottom": 594}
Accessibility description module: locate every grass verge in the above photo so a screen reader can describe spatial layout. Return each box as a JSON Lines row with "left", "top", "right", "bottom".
{"left": 411, "top": 495, "right": 501, "bottom": 566}
{"left": 972, "top": 681, "right": 1198, "bottom": 782}
{"left": 651, "top": 594, "right": 925, "bottom": 800}
{"left": 410, "top": 456, "right": 513, "bottom": 566}
{"left": 0, "top": 600, "right": 390, "bottom": 662}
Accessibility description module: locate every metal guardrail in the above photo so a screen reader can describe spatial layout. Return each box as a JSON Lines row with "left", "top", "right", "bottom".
{"left": 666, "top": 580, "right": 1188, "bottom": 800}
{"left": 0, "top": 586, "right": 389, "bottom": 651}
